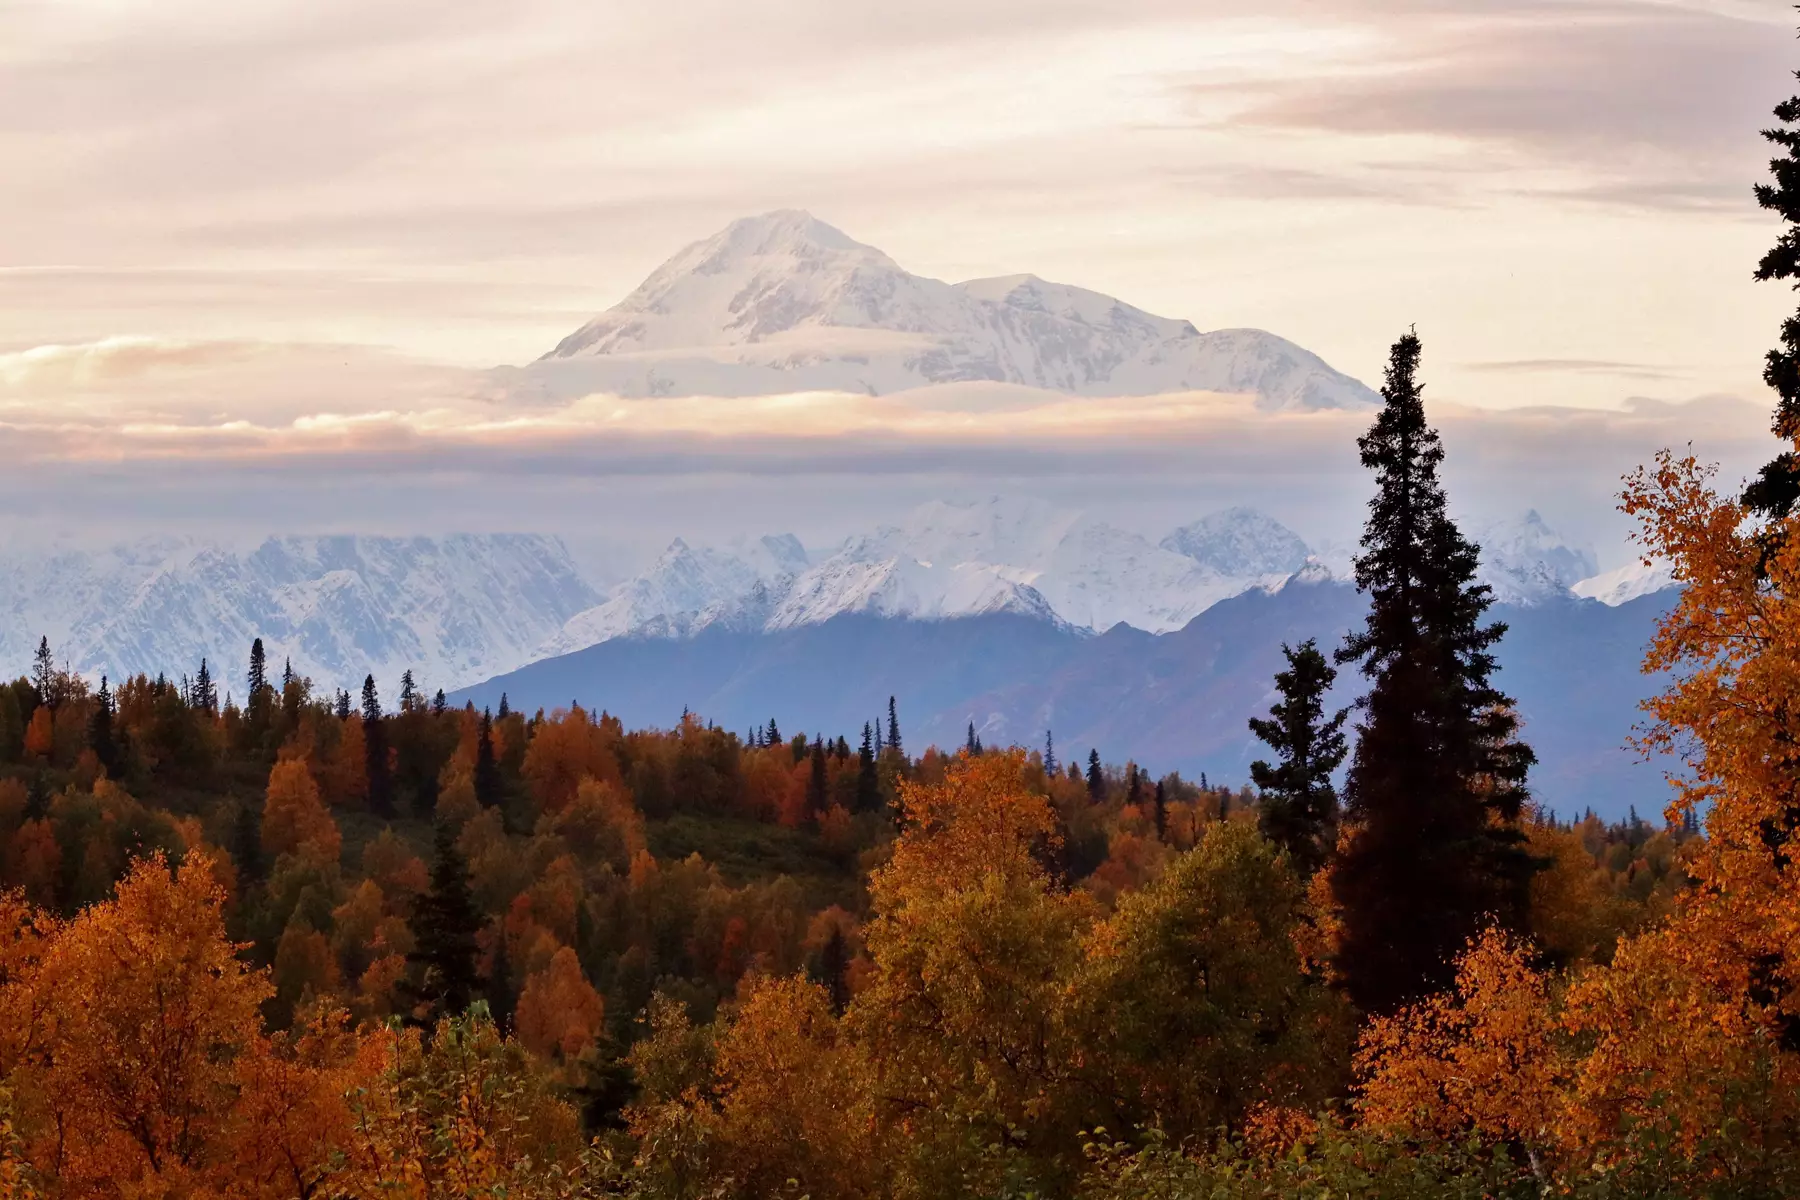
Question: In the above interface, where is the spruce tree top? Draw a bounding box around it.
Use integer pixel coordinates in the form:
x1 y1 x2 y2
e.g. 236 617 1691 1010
1746 73 1800 518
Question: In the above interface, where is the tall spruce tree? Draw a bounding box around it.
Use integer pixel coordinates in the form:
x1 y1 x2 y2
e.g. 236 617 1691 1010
232 797 265 886
245 639 272 738
88 675 119 778
31 637 54 709
1043 730 1058 776
1152 779 1168 840
191 658 217 715
856 722 879 812
815 925 851 1016
407 820 483 1021
361 675 393 817
806 736 828 821
1744 69 1800 521
1332 330 1538 1016
1249 639 1349 877
474 709 503 809
1086 750 1105 803
886 696 902 754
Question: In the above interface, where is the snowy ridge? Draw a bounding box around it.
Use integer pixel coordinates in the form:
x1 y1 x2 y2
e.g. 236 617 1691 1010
0 535 601 695
542 498 1313 655
1572 559 1679 606
504 211 1380 410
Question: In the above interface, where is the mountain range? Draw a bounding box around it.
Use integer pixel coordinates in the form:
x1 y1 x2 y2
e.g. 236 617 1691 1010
451 574 1678 821
0 535 601 699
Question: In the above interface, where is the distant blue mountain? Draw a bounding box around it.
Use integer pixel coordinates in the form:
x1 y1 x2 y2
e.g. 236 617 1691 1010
452 580 1679 821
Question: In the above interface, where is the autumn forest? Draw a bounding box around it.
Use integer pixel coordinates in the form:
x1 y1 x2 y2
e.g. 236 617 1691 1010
9 43 1800 1200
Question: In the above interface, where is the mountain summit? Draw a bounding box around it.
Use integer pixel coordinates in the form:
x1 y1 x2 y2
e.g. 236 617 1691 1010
519 211 1379 409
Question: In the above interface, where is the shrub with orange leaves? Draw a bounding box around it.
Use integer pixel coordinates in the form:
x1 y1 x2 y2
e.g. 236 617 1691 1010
1357 928 1563 1173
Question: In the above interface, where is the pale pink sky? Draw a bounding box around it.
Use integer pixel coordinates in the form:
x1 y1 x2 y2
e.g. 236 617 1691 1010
0 0 1791 559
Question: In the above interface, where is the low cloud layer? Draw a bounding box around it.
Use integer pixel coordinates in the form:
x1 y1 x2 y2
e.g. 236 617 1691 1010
0 335 1774 571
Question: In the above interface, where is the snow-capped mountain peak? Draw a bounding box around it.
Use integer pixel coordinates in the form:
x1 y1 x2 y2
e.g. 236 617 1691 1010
512 212 1380 410
1475 510 1599 605
1160 507 1312 578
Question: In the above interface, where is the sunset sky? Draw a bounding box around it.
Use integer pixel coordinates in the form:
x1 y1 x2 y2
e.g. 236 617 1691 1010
1 0 1792 563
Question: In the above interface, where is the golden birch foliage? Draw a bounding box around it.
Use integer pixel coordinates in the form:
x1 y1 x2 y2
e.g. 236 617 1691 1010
1356 928 1563 1160
846 751 1090 1183
513 946 604 1061
1622 450 1800 1004
22 852 271 1193
1525 822 1626 967
261 758 341 869
334 1011 584 1200
710 974 874 1200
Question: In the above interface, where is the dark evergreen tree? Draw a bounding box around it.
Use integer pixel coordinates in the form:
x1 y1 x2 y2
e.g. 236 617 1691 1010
232 797 264 886
1043 730 1058 776
1086 749 1105 803
191 657 217 715
24 772 48 822
334 689 352 721
407 820 483 1020
474 709 503 809
31 637 54 708
886 696 902 754
966 721 980 755
1744 71 1800 523
486 929 519 1033
497 692 511 720
1153 780 1168 840
806 737 828 821
247 638 268 695
1249 639 1349 878
0 686 21 764
361 674 393 818
399 669 418 714
1331 330 1538 1016
814 925 851 1016
245 638 273 738
766 717 781 746
88 675 119 778
432 688 448 716
1125 763 1142 809
281 656 295 691
856 722 879 812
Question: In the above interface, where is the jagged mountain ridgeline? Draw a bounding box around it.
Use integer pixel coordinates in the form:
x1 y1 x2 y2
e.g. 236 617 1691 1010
487 209 1381 408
